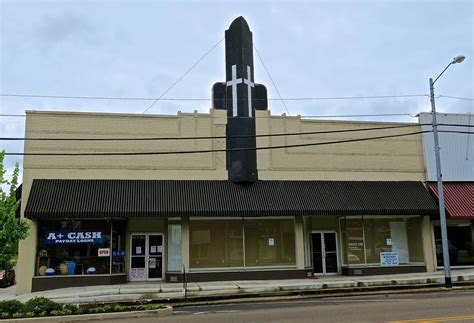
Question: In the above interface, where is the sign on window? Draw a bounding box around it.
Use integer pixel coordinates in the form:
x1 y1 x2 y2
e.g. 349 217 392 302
380 252 399 266
45 231 104 244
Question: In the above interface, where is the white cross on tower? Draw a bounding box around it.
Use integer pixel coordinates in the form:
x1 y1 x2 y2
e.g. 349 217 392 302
226 65 242 116
243 65 254 117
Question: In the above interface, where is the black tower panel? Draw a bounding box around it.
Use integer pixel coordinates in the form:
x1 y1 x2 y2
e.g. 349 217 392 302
255 84 268 110
227 118 258 183
212 82 226 110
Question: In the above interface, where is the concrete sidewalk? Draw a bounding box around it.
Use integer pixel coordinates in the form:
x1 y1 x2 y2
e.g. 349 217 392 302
3 269 474 304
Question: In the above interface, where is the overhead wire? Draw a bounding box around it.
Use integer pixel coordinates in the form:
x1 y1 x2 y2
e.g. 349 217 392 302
0 112 419 118
1 122 473 142
253 44 291 116
438 95 474 101
0 93 428 101
0 123 424 141
3 130 429 156
142 36 225 114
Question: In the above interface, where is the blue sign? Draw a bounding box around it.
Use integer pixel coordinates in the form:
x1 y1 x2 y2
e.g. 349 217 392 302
380 252 399 266
113 250 126 257
45 231 104 245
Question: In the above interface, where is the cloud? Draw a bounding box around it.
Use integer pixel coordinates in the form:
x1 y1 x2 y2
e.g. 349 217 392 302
36 11 93 45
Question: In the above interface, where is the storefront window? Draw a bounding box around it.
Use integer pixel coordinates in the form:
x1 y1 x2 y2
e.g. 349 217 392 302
341 217 424 266
37 220 126 276
434 221 474 267
167 223 182 272
341 218 365 265
244 219 295 267
189 218 296 269
111 221 126 273
190 220 244 268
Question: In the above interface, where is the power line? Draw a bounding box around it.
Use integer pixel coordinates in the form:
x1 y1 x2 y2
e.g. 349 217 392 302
142 37 225 114
300 113 416 118
0 112 420 118
2 122 472 142
0 93 429 101
253 44 291 116
438 95 474 101
3 131 429 156
0 124 424 142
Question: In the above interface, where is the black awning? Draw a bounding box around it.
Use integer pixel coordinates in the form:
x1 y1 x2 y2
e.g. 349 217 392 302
25 179 439 219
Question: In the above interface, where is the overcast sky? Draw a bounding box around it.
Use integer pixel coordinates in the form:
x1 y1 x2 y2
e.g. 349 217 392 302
0 0 473 181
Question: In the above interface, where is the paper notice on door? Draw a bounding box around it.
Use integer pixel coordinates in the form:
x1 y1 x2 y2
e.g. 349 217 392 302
149 258 156 269
136 246 142 254
151 246 157 253
131 268 145 280
268 238 275 246
157 246 163 253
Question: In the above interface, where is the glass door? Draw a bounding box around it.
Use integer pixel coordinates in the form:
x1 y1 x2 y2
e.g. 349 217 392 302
129 233 165 281
130 234 146 281
147 234 163 280
312 231 339 275
324 232 338 274
312 232 323 274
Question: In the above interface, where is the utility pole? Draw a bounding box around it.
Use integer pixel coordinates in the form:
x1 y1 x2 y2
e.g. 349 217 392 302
429 55 465 288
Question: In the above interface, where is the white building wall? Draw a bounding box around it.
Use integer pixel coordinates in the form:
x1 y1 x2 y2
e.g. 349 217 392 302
419 112 474 181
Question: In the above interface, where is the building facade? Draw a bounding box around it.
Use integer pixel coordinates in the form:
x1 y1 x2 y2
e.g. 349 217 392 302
15 17 439 294
15 109 439 294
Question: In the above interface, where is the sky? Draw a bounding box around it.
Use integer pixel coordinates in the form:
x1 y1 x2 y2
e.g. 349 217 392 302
0 0 473 182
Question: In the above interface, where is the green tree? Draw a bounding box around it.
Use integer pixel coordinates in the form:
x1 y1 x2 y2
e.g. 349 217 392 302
0 151 29 270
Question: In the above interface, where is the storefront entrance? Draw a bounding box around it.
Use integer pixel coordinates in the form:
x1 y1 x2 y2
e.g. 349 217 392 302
312 231 338 275
130 233 164 281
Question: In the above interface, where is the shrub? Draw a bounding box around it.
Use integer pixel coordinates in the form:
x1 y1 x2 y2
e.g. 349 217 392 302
88 306 108 314
62 303 79 315
24 297 61 315
0 300 24 316
50 309 63 316
12 312 24 318
113 305 128 312
0 312 11 319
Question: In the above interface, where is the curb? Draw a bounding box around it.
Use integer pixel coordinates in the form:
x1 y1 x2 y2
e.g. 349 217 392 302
168 281 474 306
172 285 474 308
4 306 173 322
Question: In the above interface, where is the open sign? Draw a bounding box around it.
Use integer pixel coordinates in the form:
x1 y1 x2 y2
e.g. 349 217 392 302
98 248 110 257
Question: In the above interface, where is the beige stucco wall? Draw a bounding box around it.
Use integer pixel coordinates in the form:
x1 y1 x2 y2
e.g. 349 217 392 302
256 110 426 181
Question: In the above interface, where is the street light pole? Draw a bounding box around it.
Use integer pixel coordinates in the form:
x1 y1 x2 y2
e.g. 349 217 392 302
429 55 465 289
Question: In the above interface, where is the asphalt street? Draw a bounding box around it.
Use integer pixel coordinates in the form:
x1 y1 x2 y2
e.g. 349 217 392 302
101 290 474 322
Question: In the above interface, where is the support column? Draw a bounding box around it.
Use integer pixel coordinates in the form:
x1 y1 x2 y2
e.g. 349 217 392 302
295 216 305 270
421 215 436 272
16 219 37 295
181 217 190 273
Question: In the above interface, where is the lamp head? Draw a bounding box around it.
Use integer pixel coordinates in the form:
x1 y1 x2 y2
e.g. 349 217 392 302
451 55 465 64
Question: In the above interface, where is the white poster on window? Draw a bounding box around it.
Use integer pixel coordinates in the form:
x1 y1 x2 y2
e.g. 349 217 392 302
268 238 275 246
157 245 163 253
149 258 156 269
390 222 409 263
151 246 157 253
380 252 399 266
131 268 145 280
136 246 142 254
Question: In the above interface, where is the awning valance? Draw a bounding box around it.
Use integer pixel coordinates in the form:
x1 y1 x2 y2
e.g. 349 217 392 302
427 182 474 219
25 179 439 219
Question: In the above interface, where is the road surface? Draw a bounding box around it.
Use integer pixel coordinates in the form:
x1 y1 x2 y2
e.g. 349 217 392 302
101 290 474 322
